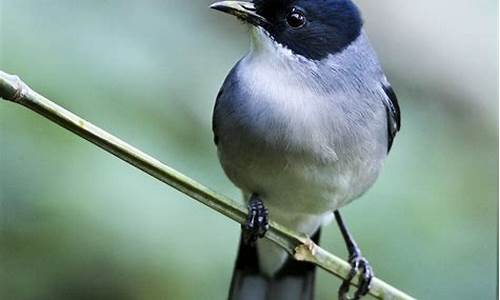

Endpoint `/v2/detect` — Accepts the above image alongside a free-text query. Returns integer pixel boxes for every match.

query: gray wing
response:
[212,88,223,146]
[381,83,401,152]
[212,61,242,146]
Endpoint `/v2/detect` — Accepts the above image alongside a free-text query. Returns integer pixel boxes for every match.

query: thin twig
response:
[0,70,416,300]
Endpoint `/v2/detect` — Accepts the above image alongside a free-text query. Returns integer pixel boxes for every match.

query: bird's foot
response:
[242,194,269,245]
[338,254,373,300]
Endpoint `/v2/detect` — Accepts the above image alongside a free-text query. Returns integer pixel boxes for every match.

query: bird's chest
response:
[223,57,338,159]
[214,54,386,218]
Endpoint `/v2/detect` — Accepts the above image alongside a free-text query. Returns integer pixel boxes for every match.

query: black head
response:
[211,0,363,60]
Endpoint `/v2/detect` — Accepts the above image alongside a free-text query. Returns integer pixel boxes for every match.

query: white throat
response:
[248,27,319,70]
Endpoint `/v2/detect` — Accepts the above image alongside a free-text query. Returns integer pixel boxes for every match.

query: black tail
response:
[228,230,321,300]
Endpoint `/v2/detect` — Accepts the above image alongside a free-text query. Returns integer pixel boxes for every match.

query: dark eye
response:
[286,8,306,28]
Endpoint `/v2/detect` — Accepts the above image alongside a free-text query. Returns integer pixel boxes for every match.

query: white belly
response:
[218,134,383,275]
[218,135,382,234]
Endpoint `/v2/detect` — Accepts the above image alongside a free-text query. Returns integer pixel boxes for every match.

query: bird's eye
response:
[286,8,306,28]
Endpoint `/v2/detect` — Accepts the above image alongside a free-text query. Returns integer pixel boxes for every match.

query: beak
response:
[210,1,269,27]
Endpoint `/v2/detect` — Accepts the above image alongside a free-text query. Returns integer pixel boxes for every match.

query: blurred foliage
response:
[0,0,498,299]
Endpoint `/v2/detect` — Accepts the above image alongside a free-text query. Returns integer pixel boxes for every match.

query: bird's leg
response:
[242,194,269,245]
[334,210,373,300]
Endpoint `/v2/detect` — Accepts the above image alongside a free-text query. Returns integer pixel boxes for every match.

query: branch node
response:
[0,71,30,103]
[294,238,317,262]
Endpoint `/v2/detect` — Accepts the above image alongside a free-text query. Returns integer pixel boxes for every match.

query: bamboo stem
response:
[0,70,416,300]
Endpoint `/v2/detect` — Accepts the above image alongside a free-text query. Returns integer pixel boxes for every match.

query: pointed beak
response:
[210,1,269,27]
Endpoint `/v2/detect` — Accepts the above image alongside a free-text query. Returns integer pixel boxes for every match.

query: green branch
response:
[0,70,416,300]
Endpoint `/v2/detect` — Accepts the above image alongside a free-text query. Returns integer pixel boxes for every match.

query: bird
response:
[209,0,401,299]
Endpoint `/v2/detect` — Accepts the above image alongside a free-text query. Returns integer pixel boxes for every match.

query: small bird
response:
[210,0,401,299]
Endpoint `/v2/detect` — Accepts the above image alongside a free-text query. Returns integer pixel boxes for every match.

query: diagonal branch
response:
[0,70,416,300]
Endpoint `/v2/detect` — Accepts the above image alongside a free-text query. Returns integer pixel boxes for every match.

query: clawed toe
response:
[334,211,374,300]
[338,255,373,300]
[353,257,373,299]
[242,194,269,245]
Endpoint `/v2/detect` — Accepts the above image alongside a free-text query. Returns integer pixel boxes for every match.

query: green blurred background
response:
[0,1,498,299]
